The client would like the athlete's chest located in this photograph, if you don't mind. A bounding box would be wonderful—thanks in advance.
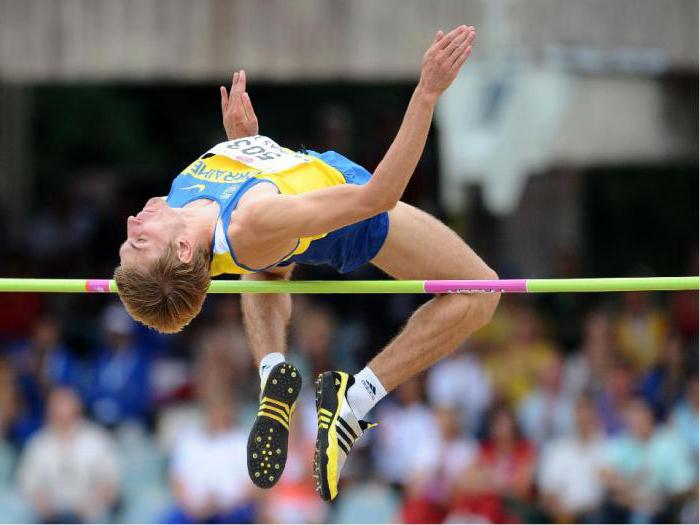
[184,136,311,184]
[169,136,312,205]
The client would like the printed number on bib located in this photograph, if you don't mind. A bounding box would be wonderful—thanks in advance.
[209,136,311,173]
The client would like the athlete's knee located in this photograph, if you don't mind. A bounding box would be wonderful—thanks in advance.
[469,266,500,329]
[447,293,498,337]
[477,290,500,328]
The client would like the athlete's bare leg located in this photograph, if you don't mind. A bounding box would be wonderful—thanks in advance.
[369,202,500,391]
[241,264,295,366]
[312,201,499,501]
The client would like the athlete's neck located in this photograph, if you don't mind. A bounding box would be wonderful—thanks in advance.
[179,200,219,248]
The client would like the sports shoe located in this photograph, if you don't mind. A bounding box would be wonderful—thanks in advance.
[313,371,376,501]
[247,362,301,488]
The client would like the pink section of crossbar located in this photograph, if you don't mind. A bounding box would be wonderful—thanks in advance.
[85,279,112,293]
[424,279,528,294]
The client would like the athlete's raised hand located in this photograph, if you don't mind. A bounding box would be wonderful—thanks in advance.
[418,25,475,100]
[220,69,259,140]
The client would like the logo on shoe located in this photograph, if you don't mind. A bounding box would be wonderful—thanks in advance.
[361,379,377,399]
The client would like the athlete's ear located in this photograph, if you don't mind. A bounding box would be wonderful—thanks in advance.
[175,237,194,264]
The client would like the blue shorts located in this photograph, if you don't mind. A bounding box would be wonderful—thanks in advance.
[279,150,390,274]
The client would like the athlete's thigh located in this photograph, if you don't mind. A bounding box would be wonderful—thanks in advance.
[371,201,495,281]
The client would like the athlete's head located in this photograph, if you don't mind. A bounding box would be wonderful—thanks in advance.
[114,197,211,333]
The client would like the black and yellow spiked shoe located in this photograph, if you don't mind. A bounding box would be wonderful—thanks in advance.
[313,371,376,501]
[247,362,301,488]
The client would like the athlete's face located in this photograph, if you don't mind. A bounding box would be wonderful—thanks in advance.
[119,197,183,265]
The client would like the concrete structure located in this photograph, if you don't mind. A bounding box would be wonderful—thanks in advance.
[0,0,696,81]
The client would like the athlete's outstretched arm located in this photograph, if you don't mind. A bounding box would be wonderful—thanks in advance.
[234,25,475,243]
[220,69,258,140]
[366,25,474,209]
[240,265,294,366]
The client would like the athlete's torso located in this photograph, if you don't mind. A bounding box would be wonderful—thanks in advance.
[166,135,347,276]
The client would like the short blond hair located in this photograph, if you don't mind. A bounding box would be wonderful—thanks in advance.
[114,244,211,333]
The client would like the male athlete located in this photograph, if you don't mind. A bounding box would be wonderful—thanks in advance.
[115,25,499,501]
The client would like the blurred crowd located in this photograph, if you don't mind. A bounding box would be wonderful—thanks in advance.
[0,283,697,524]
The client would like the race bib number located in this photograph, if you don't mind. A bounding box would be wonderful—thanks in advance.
[208,136,311,173]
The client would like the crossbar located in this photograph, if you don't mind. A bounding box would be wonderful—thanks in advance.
[0,277,697,294]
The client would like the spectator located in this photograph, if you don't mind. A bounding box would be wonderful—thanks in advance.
[290,305,337,380]
[374,378,440,487]
[484,304,557,407]
[670,288,699,345]
[11,316,77,391]
[149,317,244,408]
[670,376,699,525]
[287,304,360,439]
[563,310,614,397]
[670,375,699,456]
[639,332,690,420]
[595,359,637,435]
[426,341,492,435]
[193,325,250,405]
[430,406,479,495]
[18,388,120,523]
[600,397,695,523]
[538,396,606,522]
[518,353,575,445]
[9,316,79,445]
[332,475,401,524]
[0,359,19,438]
[670,251,699,345]
[614,292,668,373]
[85,303,151,428]
[167,397,256,524]
[400,406,478,523]
[449,405,536,523]
[259,424,326,524]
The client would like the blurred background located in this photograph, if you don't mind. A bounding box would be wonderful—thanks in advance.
[0,0,698,523]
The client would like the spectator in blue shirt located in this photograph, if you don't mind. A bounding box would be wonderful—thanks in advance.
[600,397,695,523]
[670,375,698,457]
[639,333,690,421]
[84,303,151,429]
[7,317,79,445]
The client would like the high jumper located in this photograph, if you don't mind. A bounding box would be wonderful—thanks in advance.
[114,25,498,501]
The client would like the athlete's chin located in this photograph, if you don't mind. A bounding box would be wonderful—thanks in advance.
[143,197,165,212]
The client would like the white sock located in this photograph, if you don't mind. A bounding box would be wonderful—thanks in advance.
[346,366,387,419]
[259,353,286,386]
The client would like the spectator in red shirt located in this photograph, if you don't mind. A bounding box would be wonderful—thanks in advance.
[449,405,536,523]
